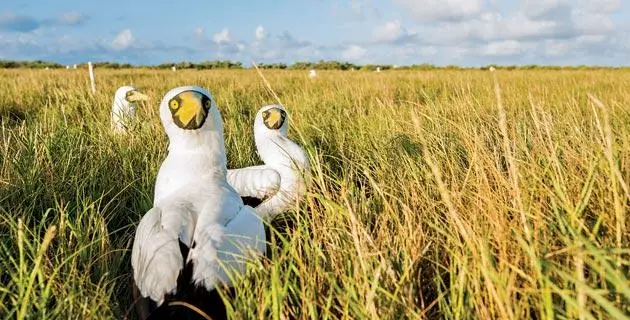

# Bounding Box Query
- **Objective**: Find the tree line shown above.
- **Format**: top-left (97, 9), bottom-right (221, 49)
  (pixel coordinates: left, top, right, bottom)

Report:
top-left (0, 59), bottom-right (627, 71)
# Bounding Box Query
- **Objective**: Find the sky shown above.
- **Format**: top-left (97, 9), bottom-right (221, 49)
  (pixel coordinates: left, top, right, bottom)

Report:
top-left (0, 0), bottom-right (628, 66)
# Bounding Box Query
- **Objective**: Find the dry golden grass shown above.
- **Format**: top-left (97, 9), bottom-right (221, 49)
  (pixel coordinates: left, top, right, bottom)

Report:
top-left (0, 68), bottom-right (629, 319)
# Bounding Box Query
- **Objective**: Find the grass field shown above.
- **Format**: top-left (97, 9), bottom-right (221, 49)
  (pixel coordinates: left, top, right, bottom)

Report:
top-left (1, 68), bottom-right (629, 319)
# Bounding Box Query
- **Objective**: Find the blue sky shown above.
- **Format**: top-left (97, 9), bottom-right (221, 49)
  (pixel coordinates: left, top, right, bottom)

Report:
top-left (0, 0), bottom-right (628, 66)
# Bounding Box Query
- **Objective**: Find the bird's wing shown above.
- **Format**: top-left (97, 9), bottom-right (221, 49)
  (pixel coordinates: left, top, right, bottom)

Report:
top-left (187, 201), bottom-right (266, 291)
top-left (131, 204), bottom-right (195, 305)
top-left (226, 165), bottom-right (281, 199)
top-left (254, 139), bottom-right (310, 221)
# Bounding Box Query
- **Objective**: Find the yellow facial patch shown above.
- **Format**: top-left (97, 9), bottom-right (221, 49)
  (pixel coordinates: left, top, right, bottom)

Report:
top-left (168, 91), bottom-right (212, 130)
top-left (262, 108), bottom-right (286, 130)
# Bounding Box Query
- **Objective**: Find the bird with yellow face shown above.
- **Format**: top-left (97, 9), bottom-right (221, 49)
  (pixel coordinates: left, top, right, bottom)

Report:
top-left (110, 86), bottom-right (149, 133)
top-left (131, 86), bottom-right (266, 320)
top-left (167, 90), bottom-right (213, 130)
top-left (226, 104), bottom-right (310, 222)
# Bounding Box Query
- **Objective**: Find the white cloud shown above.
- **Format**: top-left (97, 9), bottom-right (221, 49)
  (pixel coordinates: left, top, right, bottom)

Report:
top-left (571, 10), bottom-right (614, 35)
top-left (213, 28), bottom-right (230, 44)
top-left (277, 31), bottom-right (311, 49)
top-left (111, 29), bottom-right (134, 50)
top-left (521, 0), bottom-right (562, 18)
top-left (255, 25), bottom-right (266, 41)
top-left (59, 12), bottom-right (86, 25)
top-left (373, 20), bottom-right (402, 42)
top-left (482, 40), bottom-right (532, 56)
top-left (194, 27), bottom-right (205, 39)
top-left (421, 46), bottom-right (438, 56)
top-left (544, 39), bottom-right (570, 56)
top-left (393, 0), bottom-right (484, 22)
top-left (341, 44), bottom-right (367, 60)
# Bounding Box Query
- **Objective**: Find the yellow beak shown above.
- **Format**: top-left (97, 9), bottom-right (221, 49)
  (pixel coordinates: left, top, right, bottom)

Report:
top-left (126, 90), bottom-right (150, 102)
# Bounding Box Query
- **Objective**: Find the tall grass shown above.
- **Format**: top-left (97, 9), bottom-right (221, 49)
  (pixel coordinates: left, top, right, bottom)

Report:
top-left (0, 68), bottom-right (629, 319)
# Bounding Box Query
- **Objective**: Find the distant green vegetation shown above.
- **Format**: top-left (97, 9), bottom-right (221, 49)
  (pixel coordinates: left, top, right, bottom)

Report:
top-left (1, 59), bottom-right (628, 71)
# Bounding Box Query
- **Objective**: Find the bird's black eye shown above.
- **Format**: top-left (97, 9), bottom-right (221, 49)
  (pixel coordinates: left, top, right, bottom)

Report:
top-left (204, 98), bottom-right (212, 110)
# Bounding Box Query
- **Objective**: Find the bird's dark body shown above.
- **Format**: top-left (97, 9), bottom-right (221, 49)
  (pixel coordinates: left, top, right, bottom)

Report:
top-left (132, 241), bottom-right (232, 320)
top-left (240, 196), bottom-right (263, 208)
top-left (132, 196), bottom-right (268, 320)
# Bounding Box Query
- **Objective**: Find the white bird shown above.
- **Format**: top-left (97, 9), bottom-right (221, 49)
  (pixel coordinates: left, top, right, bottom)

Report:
top-left (110, 86), bottom-right (149, 133)
top-left (226, 104), bottom-right (309, 222)
top-left (308, 69), bottom-right (317, 78)
top-left (489, 66), bottom-right (496, 72)
top-left (132, 86), bottom-right (266, 318)
top-left (376, 67), bottom-right (381, 72)
top-left (171, 66), bottom-right (177, 72)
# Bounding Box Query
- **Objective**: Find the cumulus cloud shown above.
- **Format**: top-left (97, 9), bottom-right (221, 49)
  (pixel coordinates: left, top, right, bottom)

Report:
top-left (255, 25), bottom-right (266, 41)
top-left (372, 20), bottom-right (402, 42)
top-left (58, 12), bottom-right (88, 26)
top-left (194, 27), bottom-right (205, 39)
top-left (341, 44), bottom-right (367, 60)
top-left (213, 28), bottom-right (230, 44)
top-left (111, 29), bottom-right (134, 50)
top-left (481, 40), bottom-right (533, 56)
top-left (277, 31), bottom-right (311, 49)
top-left (393, 0), bottom-right (484, 22)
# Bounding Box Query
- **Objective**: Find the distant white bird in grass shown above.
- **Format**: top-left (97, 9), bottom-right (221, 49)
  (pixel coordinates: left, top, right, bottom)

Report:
top-left (308, 69), bottom-right (317, 78)
top-left (132, 86), bottom-right (265, 320)
top-left (110, 86), bottom-right (149, 133)
top-left (171, 66), bottom-right (177, 72)
top-left (227, 104), bottom-right (309, 222)
top-left (65, 65), bottom-right (70, 69)
top-left (73, 64), bottom-right (77, 69)
top-left (489, 66), bottom-right (496, 72)
top-left (376, 67), bottom-right (381, 72)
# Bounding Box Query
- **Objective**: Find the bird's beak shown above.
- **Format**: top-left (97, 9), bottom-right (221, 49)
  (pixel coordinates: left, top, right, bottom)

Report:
top-left (126, 90), bottom-right (150, 102)
top-left (262, 107), bottom-right (286, 130)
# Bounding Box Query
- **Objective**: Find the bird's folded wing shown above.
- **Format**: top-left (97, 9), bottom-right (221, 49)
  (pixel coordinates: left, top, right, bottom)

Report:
top-left (227, 166), bottom-right (281, 199)
top-left (131, 205), bottom-right (194, 305)
top-left (188, 205), bottom-right (266, 290)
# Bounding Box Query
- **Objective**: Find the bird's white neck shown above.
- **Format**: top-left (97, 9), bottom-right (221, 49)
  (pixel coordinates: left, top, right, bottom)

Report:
top-left (255, 131), bottom-right (307, 170)
top-left (167, 130), bottom-right (228, 178)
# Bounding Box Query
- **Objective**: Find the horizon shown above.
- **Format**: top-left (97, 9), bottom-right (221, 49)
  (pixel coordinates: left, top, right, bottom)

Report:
top-left (1, 0), bottom-right (628, 67)
top-left (3, 59), bottom-right (630, 69)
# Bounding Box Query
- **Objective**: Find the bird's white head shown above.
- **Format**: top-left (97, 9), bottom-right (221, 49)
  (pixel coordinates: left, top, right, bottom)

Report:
top-left (254, 104), bottom-right (288, 137)
top-left (111, 86), bottom-right (149, 132)
top-left (113, 86), bottom-right (149, 111)
top-left (159, 86), bottom-right (226, 162)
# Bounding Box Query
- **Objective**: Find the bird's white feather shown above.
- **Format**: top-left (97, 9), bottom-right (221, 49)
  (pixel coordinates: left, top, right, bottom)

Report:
top-left (227, 166), bottom-right (281, 199)
top-left (131, 205), bottom-right (195, 305)
top-left (188, 203), bottom-right (265, 289)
